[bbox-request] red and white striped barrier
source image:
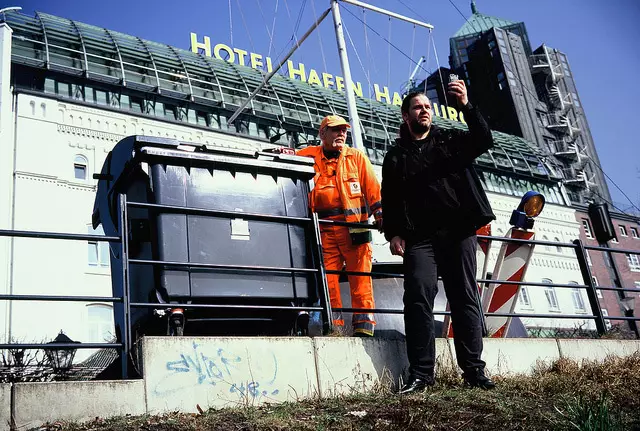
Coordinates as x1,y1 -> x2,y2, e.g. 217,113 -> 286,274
484,228 -> 536,338
442,224 -> 493,338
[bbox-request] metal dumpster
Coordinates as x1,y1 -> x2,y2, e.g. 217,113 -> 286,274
92,135 -> 321,345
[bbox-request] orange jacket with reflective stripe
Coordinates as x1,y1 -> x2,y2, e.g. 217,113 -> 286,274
297,145 -> 382,223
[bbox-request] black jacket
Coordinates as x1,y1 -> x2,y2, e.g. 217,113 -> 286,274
381,103 -> 496,242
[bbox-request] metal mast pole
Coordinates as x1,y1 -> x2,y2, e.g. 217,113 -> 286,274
330,0 -> 364,151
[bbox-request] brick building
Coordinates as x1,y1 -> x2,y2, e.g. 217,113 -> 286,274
575,206 -> 640,330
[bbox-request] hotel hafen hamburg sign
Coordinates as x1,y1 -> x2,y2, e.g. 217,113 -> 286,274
190,33 -> 467,124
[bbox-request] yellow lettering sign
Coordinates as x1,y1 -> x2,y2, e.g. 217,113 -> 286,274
374,84 -> 390,104
322,72 -> 334,89
233,48 -> 249,66
307,69 -> 322,86
213,43 -> 235,62
250,52 -> 263,69
189,34 -> 469,124
190,32 -> 211,57
287,60 -> 306,82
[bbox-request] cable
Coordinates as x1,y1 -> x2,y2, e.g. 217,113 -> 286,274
396,0 -> 429,22
423,29 -> 433,93
228,0 -> 234,46
431,35 -> 449,111
585,153 -> 640,214
269,0 -> 280,58
309,0 -> 337,115
341,4 -> 431,77
255,0 -> 278,58
408,24 -> 416,84
236,0 -> 256,52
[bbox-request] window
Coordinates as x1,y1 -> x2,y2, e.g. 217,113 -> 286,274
518,287 -> 532,308
88,225 -> 110,267
570,285 -> 586,311
554,237 -> 562,253
601,309 -> 612,329
634,281 -> 640,293
542,279 -> 560,311
87,304 -> 114,343
627,254 -> 640,271
619,225 -> 628,237
74,155 -> 88,180
586,251 -> 592,266
592,277 -> 603,298
582,219 -> 593,238
631,227 -> 639,239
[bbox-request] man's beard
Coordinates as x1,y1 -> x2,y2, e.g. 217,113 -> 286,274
409,117 -> 430,135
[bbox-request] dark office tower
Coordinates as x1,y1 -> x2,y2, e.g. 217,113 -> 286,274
530,45 -> 612,203
444,1 -> 611,204
449,2 -> 541,145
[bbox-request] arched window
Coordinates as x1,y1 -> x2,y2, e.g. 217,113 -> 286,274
74,155 -> 88,180
554,237 -> 562,253
569,281 -> 586,311
86,304 -> 114,343
542,279 -> 559,311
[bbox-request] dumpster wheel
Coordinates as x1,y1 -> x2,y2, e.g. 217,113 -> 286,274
293,311 -> 310,336
168,308 -> 185,336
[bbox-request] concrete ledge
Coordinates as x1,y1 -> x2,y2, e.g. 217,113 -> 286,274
142,337 -> 318,413
12,380 -> 145,430
314,337 -> 452,397
0,383 -> 10,431
478,339 -> 561,376
558,339 -> 640,363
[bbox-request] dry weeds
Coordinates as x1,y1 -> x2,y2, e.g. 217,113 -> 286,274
34,353 -> 640,431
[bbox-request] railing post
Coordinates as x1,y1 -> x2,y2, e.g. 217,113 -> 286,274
573,239 -> 607,335
310,213 -> 333,334
119,194 -> 131,379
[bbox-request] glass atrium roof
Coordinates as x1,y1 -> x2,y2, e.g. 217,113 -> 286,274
1,10 -> 561,180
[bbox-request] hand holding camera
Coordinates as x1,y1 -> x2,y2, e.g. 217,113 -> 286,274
447,74 -> 469,107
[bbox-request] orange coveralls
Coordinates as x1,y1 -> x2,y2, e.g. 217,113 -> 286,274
297,145 -> 382,335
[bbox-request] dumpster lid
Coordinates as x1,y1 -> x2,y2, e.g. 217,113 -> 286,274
92,135 -> 315,231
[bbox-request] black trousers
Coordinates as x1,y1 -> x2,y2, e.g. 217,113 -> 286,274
403,232 -> 486,379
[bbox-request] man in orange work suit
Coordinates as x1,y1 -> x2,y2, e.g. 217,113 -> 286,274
297,115 -> 383,337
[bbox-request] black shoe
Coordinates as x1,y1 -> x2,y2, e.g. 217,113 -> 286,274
463,368 -> 496,390
399,375 -> 435,395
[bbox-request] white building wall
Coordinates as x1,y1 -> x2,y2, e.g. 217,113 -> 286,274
4,92 -> 266,357
488,195 -> 592,331
1,89 -> 595,349
0,23 -> 15,344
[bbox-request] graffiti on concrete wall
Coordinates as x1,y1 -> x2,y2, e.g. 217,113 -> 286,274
153,342 -> 280,400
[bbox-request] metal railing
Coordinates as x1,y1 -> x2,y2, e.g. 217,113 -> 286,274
1,200 -> 639,380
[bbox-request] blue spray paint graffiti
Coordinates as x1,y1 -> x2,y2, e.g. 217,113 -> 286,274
154,342 -> 280,399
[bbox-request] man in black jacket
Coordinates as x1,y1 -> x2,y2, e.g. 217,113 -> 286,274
382,81 -> 496,394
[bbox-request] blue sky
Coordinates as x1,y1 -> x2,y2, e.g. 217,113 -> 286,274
10,0 -> 640,211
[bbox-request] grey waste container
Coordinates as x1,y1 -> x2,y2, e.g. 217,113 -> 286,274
92,135 -> 319,344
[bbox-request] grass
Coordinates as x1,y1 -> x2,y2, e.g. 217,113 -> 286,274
34,354 -> 640,431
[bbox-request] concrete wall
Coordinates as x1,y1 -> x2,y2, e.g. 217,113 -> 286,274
12,380 -> 145,430
142,337 -> 318,413
0,383 -> 10,431
6,337 -> 640,428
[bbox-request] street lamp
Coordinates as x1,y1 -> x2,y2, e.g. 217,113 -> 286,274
45,331 -> 80,374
